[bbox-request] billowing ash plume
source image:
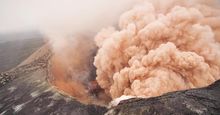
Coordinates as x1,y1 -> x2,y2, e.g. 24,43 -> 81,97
94,0 -> 220,99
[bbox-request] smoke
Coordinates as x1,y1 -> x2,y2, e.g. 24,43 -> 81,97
94,0 -> 220,99
42,0 -> 136,105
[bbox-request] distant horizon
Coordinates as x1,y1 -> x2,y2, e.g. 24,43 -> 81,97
0,30 -> 43,44
0,29 -> 41,35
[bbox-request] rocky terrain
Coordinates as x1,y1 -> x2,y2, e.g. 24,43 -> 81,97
0,45 -> 107,115
106,80 -> 220,115
0,44 -> 220,115
0,44 -> 49,87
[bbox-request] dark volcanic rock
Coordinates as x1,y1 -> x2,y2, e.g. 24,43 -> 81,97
106,80 -> 220,115
0,50 -> 50,88
0,48 -> 107,115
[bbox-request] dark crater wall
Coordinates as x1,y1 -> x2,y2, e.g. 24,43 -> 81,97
106,80 -> 220,115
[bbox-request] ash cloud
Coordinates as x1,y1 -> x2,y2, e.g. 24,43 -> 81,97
94,0 -> 220,99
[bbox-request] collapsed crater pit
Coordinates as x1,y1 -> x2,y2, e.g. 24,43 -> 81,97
48,36 -> 111,105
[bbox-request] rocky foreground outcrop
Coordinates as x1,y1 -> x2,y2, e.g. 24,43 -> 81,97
106,80 -> 220,115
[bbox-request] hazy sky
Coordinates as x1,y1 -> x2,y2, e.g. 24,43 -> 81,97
0,0 -> 135,34
0,0 -> 39,33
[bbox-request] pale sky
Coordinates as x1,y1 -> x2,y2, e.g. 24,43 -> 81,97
0,0 -> 39,33
0,0 -> 135,34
